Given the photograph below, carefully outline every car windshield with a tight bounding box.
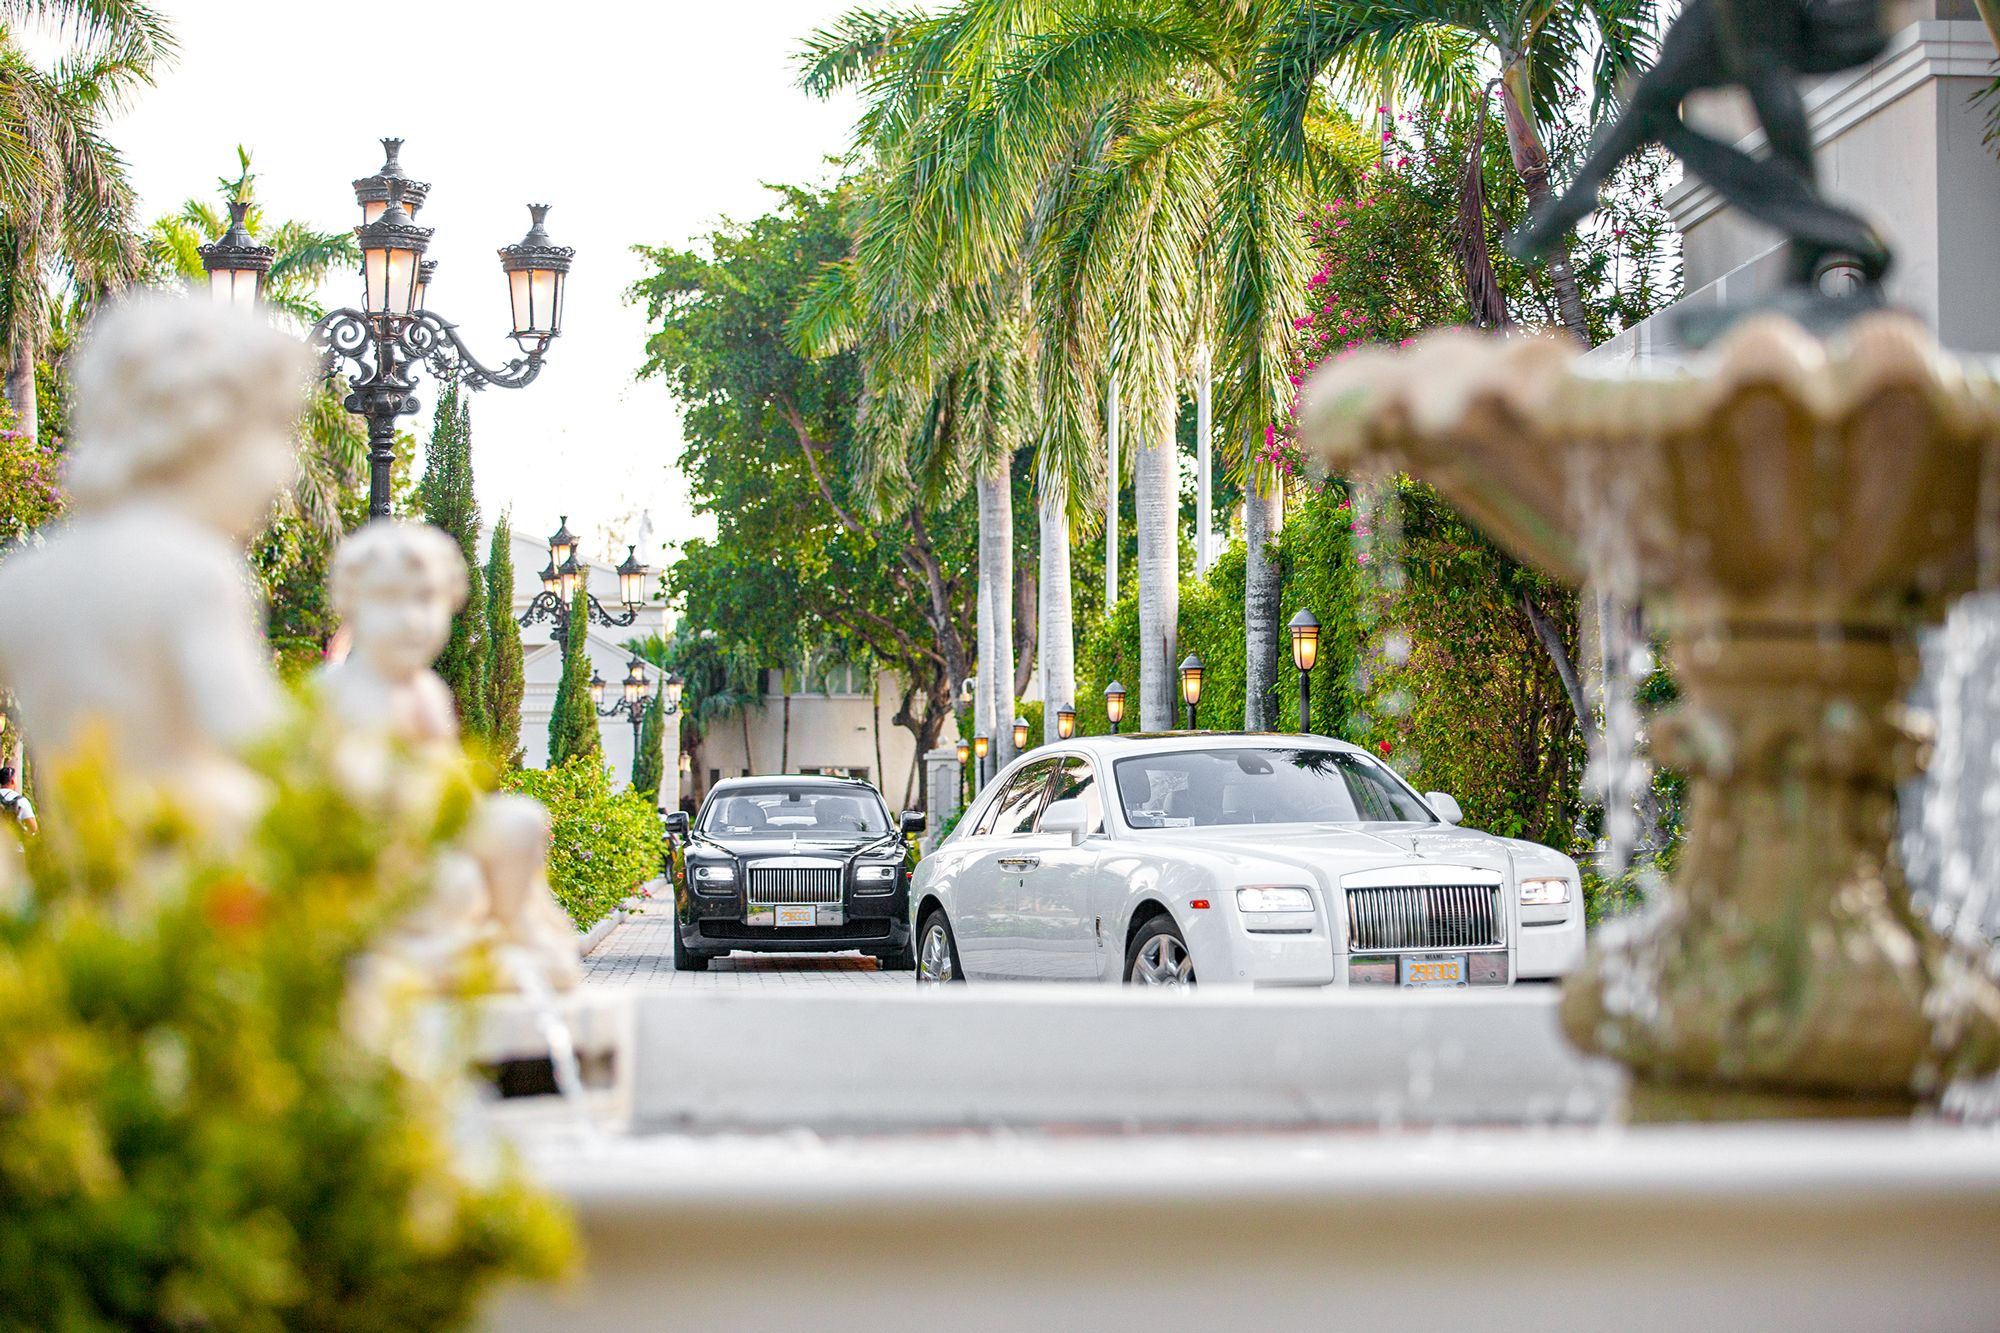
[700,785,891,836]
[1112,747,1435,828]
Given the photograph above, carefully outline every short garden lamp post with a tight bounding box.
[974,734,990,790]
[1289,609,1321,734]
[1104,681,1127,735]
[1056,704,1076,741]
[289,138,574,522]
[956,738,972,807]
[1012,715,1030,752]
[518,515,648,648]
[595,655,654,786]
[1179,654,1205,731]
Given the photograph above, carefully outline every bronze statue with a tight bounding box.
[1513,0,1896,326]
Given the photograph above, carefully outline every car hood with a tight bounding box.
[689,833,898,859]
[1115,823,1516,887]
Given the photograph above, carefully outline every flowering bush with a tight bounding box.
[500,756,662,928]
[0,420,63,544]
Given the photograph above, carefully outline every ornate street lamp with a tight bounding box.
[1104,681,1126,735]
[197,200,274,310]
[596,655,654,786]
[303,138,573,522]
[1056,703,1076,740]
[1179,653,1205,731]
[1290,609,1321,734]
[661,671,684,715]
[518,515,649,648]
[1012,716,1030,752]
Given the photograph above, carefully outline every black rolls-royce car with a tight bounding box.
[665,775,923,972]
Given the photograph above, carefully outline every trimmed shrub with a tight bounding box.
[501,757,662,928]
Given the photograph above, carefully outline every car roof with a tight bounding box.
[706,775,884,795]
[1060,731,1368,758]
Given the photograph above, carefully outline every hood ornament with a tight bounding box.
[1410,836,1425,858]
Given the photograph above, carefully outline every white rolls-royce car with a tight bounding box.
[912,734,1585,988]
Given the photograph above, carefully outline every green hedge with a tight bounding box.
[500,757,663,929]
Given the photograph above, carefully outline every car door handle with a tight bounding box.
[997,856,1040,871]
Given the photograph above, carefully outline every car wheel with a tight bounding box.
[877,940,917,972]
[916,909,964,984]
[1125,915,1195,988]
[672,924,710,972]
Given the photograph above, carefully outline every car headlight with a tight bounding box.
[1236,886,1314,913]
[693,863,737,886]
[1520,876,1571,905]
[855,863,898,884]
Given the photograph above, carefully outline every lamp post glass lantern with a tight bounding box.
[1179,654,1205,731]
[304,136,574,522]
[1056,704,1076,741]
[1289,609,1320,734]
[1012,716,1030,751]
[197,200,274,310]
[1104,681,1126,735]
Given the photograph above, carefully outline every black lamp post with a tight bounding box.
[1289,609,1320,734]
[594,655,654,786]
[1179,653,1205,731]
[517,517,648,648]
[974,734,990,791]
[243,138,576,522]
[1104,681,1126,735]
[1056,703,1076,741]
[956,737,972,808]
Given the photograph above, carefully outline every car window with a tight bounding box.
[699,784,891,835]
[986,758,1059,837]
[1112,747,1432,828]
[1039,756,1104,835]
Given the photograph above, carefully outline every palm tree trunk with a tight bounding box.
[6,343,39,446]
[1498,63,1590,346]
[1135,412,1179,732]
[1014,555,1038,701]
[1105,368,1120,606]
[1038,473,1076,742]
[1244,461,1284,731]
[1195,346,1213,573]
[978,461,1017,765]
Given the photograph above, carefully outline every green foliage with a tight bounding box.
[499,757,663,928]
[484,517,525,765]
[248,515,338,683]
[545,587,600,770]
[631,693,665,800]
[0,406,61,543]
[419,382,490,738]
[0,715,572,1330]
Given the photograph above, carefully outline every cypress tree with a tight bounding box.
[485,515,526,765]
[419,382,490,736]
[547,583,602,767]
[631,692,665,798]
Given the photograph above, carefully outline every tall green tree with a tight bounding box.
[546,585,601,769]
[418,380,489,736]
[485,515,526,764]
[631,693,665,799]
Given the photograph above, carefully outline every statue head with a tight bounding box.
[468,792,553,922]
[64,295,314,539]
[330,520,468,679]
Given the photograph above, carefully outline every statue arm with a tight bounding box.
[174,558,284,752]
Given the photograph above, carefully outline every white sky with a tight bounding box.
[98,0,862,568]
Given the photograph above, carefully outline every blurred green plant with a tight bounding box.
[0,714,571,1331]
[500,756,661,928]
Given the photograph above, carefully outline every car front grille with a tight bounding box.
[704,919,891,941]
[747,866,844,907]
[1345,884,1503,952]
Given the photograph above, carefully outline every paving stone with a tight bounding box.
[581,908,907,990]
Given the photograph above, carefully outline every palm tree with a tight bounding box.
[0,0,173,443]
[146,149,364,534]
[1251,0,1658,346]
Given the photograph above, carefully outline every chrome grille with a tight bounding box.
[747,867,844,906]
[1345,884,1503,952]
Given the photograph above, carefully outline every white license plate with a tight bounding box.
[775,904,819,928]
[1400,954,1467,988]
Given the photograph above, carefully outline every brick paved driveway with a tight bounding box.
[581,907,909,990]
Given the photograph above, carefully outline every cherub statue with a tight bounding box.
[1513,0,1897,320]
[318,520,466,752]
[0,296,310,835]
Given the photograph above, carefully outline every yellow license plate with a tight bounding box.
[1400,955,1467,988]
[775,904,818,928]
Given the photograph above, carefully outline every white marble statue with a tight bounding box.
[0,295,310,833]
[321,520,581,995]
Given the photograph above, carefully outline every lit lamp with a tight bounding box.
[1012,716,1030,751]
[499,204,573,348]
[616,545,648,608]
[956,738,971,766]
[622,655,652,707]
[413,258,436,313]
[956,737,972,807]
[197,200,274,309]
[1104,681,1127,735]
[662,671,684,716]
[351,137,429,224]
[548,517,577,569]
[1289,609,1321,734]
[1056,704,1076,740]
[354,179,431,319]
[974,735,990,760]
[589,671,607,709]
[559,556,583,603]
[679,752,691,774]
[539,562,561,597]
[1179,653,1205,730]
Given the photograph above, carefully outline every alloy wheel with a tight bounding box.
[918,921,956,983]
[1131,934,1195,988]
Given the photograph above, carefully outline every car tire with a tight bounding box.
[1124,914,1196,988]
[672,925,710,972]
[877,941,917,972]
[915,908,964,984]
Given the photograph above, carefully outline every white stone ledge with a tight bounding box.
[628,986,1623,1132]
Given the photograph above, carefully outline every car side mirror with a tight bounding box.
[664,810,690,837]
[1039,797,1091,845]
[900,810,927,835]
[1425,792,1463,826]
